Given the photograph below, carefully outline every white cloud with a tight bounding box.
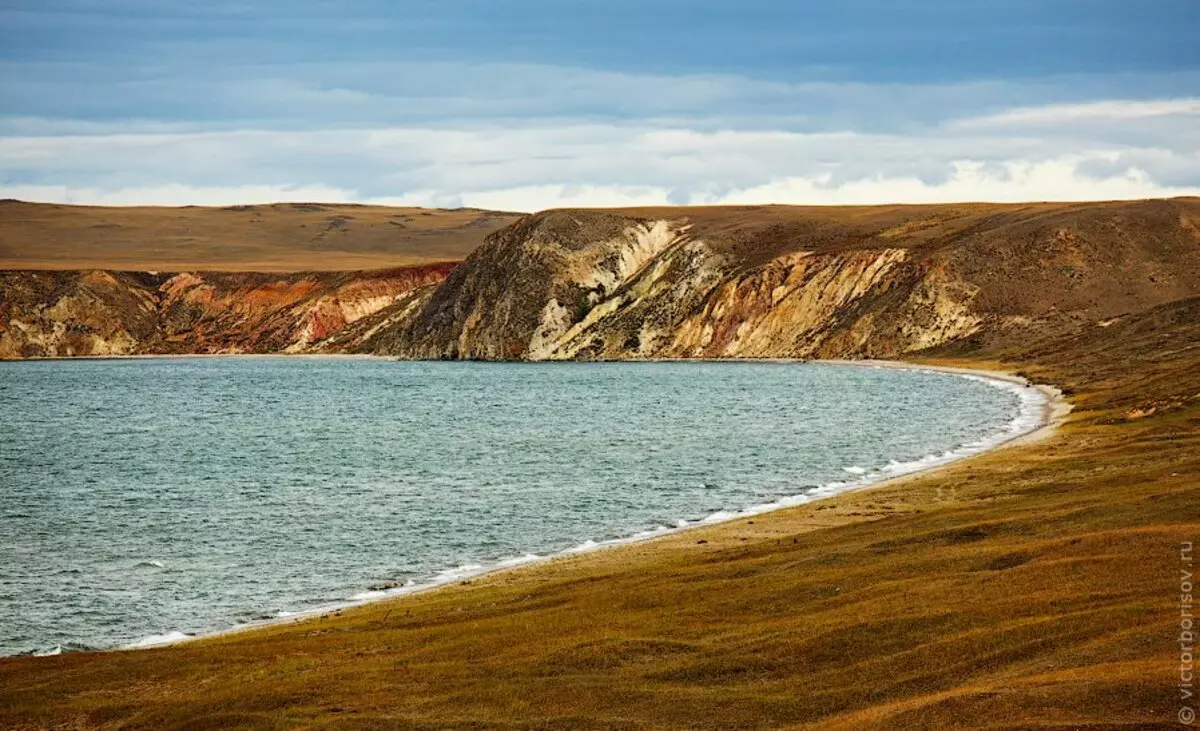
[7,61,1198,133]
[951,98,1200,128]
[703,159,1200,206]
[5,157,1198,212]
[2,94,1199,211]
[393,185,677,211]
[0,183,356,207]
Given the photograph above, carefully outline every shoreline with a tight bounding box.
[820,358,1071,448]
[14,357,1070,657]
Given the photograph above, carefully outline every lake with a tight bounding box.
[0,357,1042,656]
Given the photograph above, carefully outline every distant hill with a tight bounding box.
[0,200,523,271]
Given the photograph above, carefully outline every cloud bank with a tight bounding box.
[3,87,1199,210]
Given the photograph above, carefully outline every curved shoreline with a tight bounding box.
[56,358,1066,655]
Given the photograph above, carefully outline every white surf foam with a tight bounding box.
[124,631,192,649]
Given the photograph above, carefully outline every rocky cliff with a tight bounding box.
[4,198,1200,366]
[358,198,1200,363]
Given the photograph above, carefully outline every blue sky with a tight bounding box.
[1,0,1198,208]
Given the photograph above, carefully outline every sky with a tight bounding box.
[1,0,1199,210]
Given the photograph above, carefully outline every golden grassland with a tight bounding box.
[0,201,521,271]
[1,298,1197,728]
[9,197,1196,274]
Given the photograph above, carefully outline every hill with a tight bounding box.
[347,198,1200,365]
[5,198,1199,362]
[0,200,521,271]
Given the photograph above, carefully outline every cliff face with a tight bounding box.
[363,198,1200,362]
[357,214,720,359]
[0,264,453,358]
[4,198,1200,366]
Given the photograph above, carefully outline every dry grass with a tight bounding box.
[0,201,522,271]
[1,303,1196,729]
[603,197,1200,265]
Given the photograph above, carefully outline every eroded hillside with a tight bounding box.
[0,264,453,358]
[3,198,1200,366]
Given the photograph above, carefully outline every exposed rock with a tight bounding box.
[0,270,165,358]
[0,264,454,357]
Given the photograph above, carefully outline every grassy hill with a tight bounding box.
[0,200,522,271]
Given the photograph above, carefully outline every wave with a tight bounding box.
[20,641,98,657]
[125,631,192,649]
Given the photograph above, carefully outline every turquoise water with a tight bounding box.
[0,358,1034,656]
